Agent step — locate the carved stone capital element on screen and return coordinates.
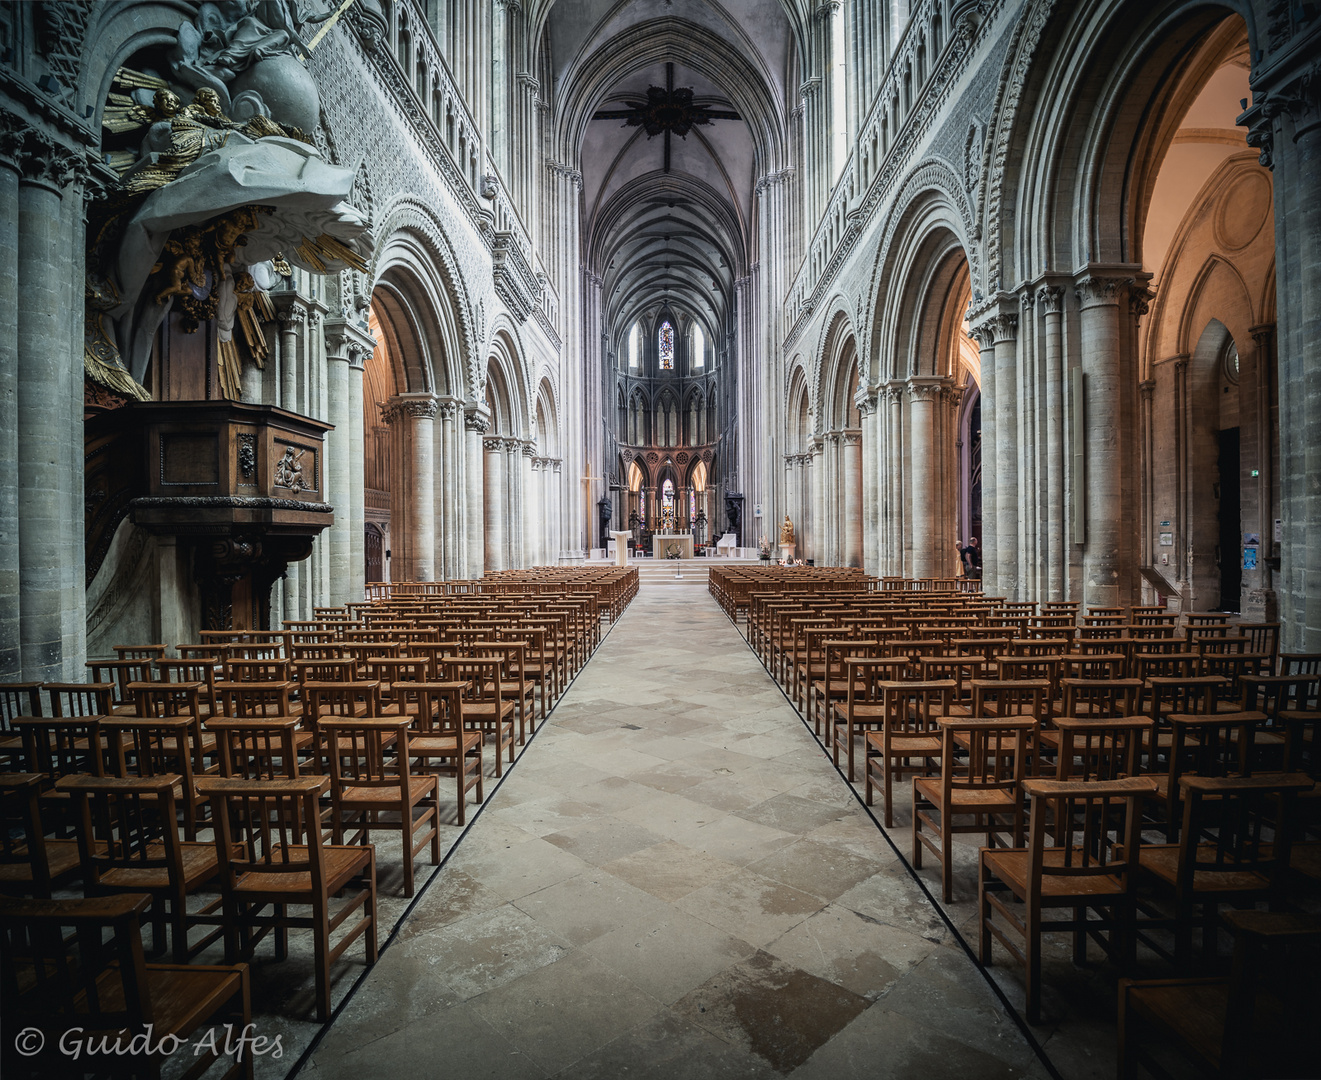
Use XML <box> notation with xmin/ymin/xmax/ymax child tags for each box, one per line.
<box><xmin>966</xmin><ymin>323</ymin><xmax>997</xmax><ymax>350</ymax></box>
<box><xmin>1037</xmin><ymin>285</ymin><xmax>1064</xmax><ymax>315</ymax></box>
<box><xmin>1139</xmin><ymin>379</ymin><xmax>1156</xmax><ymax>400</ymax></box>
<box><xmin>15</xmin><ymin>128</ymin><xmax>84</xmax><ymax>193</ymax></box>
<box><xmin>276</xmin><ymin>300</ymin><xmax>308</xmax><ymax>327</ymax></box>
<box><xmin>990</xmin><ymin>313</ymin><xmax>1018</xmax><ymax>344</ymax></box>
<box><xmin>522</xmin><ymin>441</ymin><xmax>536</xmax><ymax>457</ymax></box>
<box><xmin>907</xmin><ymin>379</ymin><xmax>947</xmax><ymax>404</ymax></box>
<box><xmin>841</xmin><ymin>431</ymin><xmax>862</xmax><ymax>447</ymax></box>
<box><xmin>381</xmin><ymin>393</ymin><xmax>438</xmax><ymax>424</ymax></box>
<box><xmin>438</xmin><ymin>401</ymin><xmax>457</xmax><ymax>421</ymax></box>
<box><xmin>1074</xmin><ymin>275</ymin><xmax>1129</xmax><ymax>309</ymax></box>
<box><xmin>1129</xmin><ymin>284</ymin><xmax>1154</xmax><ymax>321</ymax></box>
<box><xmin>483</xmin><ymin>436</ymin><xmax>504</xmax><ymax>453</ymax></box>
<box><xmin>1250</xmin><ymin>323</ymin><xmax>1275</xmax><ymax>350</ymax></box>
<box><xmin>464</xmin><ymin>410</ymin><xmax>490</xmax><ymax>434</ymax></box>
<box><xmin>546</xmin><ymin>161</ymin><xmax>583</xmax><ymax>188</ymax></box>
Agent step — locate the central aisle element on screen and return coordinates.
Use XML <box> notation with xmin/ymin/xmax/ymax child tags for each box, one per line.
<box><xmin>306</xmin><ymin>585</ymin><xmax>1043</xmax><ymax>1080</ymax></box>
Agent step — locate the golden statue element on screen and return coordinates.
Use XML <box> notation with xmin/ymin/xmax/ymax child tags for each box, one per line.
<box><xmin>779</xmin><ymin>514</ymin><xmax>796</xmax><ymax>546</ymax></box>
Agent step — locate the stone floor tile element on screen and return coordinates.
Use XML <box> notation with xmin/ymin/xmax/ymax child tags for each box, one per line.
<box><xmin>673</xmin><ymin>865</ymin><xmax>826</xmax><ymax>946</ymax></box>
<box><xmin>672</xmin><ymin>950</ymin><xmax>870</xmax><ymax>1074</ymax></box>
<box><xmin>598</xmin><ymin>837</ymin><xmax>741</xmax><ymax>901</ymax></box>
<box><xmin>468</xmin><ymin>951</ymin><xmax>663</xmax><ymax>1074</ymax></box>
<box><xmin>580</xmin><ymin>904</ymin><xmax>758</xmax><ymax>1004</ymax></box>
<box><xmin>395</xmin><ymin>903</ymin><xmax>572</xmax><ymax>1000</ymax></box>
<box><xmin>745</xmin><ymin>837</ymin><xmax>884</xmax><ymax>901</ymax></box>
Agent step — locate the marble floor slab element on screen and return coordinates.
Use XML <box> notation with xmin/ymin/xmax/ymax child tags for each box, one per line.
<box><xmin>297</xmin><ymin>585</ymin><xmax>1050</xmax><ymax>1080</ymax></box>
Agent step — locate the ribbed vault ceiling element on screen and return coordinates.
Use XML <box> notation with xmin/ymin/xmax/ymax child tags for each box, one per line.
<box><xmin>542</xmin><ymin>0</ymin><xmax>796</xmax><ymax>350</ymax></box>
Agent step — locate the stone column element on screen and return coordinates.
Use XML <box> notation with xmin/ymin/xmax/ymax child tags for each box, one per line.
<box><xmin>383</xmin><ymin>394</ymin><xmax>437</xmax><ymax>582</ymax></box>
<box><xmin>347</xmin><ymin>346</ymin><xmax>368</xmax><ymax>600</ymax></box>
<box><xmin>807</xmin><ymin>444</ymin><xmax>821</xmax><ymax>563</ymax></box>
<box><xmin>908</xmin><ymin>380</ymin><xmax>942</xmax><ymax>578</ymax></box>
<box><xmin>506</xmin><ymin>438</ymin><xmax>525</xmax><ymax>568</ymax></box>
<box><xmin>529</xmin><ymin>455</ymin><xmax>544</xmax><ymax>567</ymax></box>
<box><xmin>887</xmin><ymin>385</ymin><xmax>905</xmax><ymax>577</ymax></box>
<box><xmin>969</xmin><ymin>325</ymin><xmax>997</xmax><ymax>592</ymax></box>
<box><xmin>0</xmin><ymin>122</ymin><xmax>23</xmax><ymax>679</ymax></box>
<box><xmin>435</xmin><ymin>401</ymin><xmax>458</xmax><ymax>580</ymax></box>
<box><xmin>1076</xmin><ymin>275</ymin><xmax>1130</xmax><ymax>609</ymax></box>
<box><xmin>858</xmin><ymin>393</ymin><xmax>879</xmax><ymax>575</ymax></box>
<box><xmin>552</xmin><ymin>460</ymin><xmax>563</xmax><ymax>562</ymax></box>
<box><xmin>1039</xmin><ymin>286</ymin><xmax>1065</xmax><ymax>601</ymax></box>
<box><xmin>324</xmin><ymin>326</ymin><xmax>353</xmax><ymax>606</ymax></box>
<box><xmin>484</xmin><ymin>435</ymin><xmax>506</xmax><ymax>572</ymax></box>
<box><xmin>463</xmin><ymin>410</ymin><xmax>488</xmax><ymax>578</ymax></box>
<box><xmin>17</xmin><ymin>132</ymin><xmax>82</xmax><ymax>681</ymax></box>
<box><xmin>842</xmin><ymin>432</ymin><xmax>862</xmax><ymax>568</ymax></box>
<box><xmin>1243</xmin><ymin>63</ymin><xmax>1321</xmax><ymax>647</ymax></box>
<box><xmin>991</xmin><ymin>313</ymin><xmax>1020</xmax><ymax>599</ymax></box>
<box><xmin>274</xmin><ymin>299</ymin><xmax>306</xmax><ymax>412</ymax></box>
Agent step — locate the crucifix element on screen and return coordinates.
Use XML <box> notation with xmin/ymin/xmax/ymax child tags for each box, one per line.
<box><xmin>592</xmin><ymin>62</ymin><xmax>741</xmax><ymax>173</ymax></box>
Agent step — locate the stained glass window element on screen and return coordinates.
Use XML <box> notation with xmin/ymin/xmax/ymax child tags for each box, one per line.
<box><xmin>628</xmin><ymin>323</ymin><xmax>639</xmax><ymax>368</ymax></box>
<box><xmin>659</xmin><ymin>320</ymin><xmax>674</xmax><ymax>370</ymax></box>
<box><xmin>693</xmin><ymin>323</ymin><xmax>705</xmax><ymax>369</ymax></box>
<box><xmin>661</xmin><ymin>478</ymin><xmax>675</xmax><ymax>531</ymax></box>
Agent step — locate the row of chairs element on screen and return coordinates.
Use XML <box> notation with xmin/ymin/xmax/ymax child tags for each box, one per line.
<box><xmin>0</xmin><ymin>568</ymin><xmax>637</xmax><ymax>1057</ymax></box>
<box><xmin>721</xmin><ymin>573</ymin><xmax>1320</xmax><ymax>1059</ymax></box>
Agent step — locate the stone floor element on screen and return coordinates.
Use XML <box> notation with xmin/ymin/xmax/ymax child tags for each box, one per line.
<box><xmin>297</xmin><ymin>586</ymin><xmax>1051</xmax><ymax>1080</ymax></box>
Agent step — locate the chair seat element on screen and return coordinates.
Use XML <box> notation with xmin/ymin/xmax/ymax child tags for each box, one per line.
<box><xmin>867</xmin><ymin>732</ymin><xmax>942</xmax><ymax>755</ymax></box>
<box><xmin>0</xmin><ymin>838</ymin><xmax>83</xmax><ymax>886</ymax></box>
<box><xmin>1137</xmin><ymin>844</ymin><xmax>1273</xmax><ymax>892</ymax></box>
<box><xmin>913</xmin><ymin>776</ymin><xmax>1018</xmax><ymax>811</ymax></box>
<box><xmin>982</xmin><ymin>847</ymin><xmax>1128</xmax><ymax>900</ymax></box>
<box><xmin>409</xmin><ymin>732</ymin><xmax>481</xmax><ymax>756</ymax></box>
<box><xmin>337</xmin><ymin>776</ymin><xmax>436</xmax><ymax>807</ymax></box>
<box><xmin>232</xmin><ymin>843</ymin><xmax>372</xmax><ymax>899</ymax></box>
<box><xmin>99</xmin><ymin>841</ymin><xmax>236</xmax><ymax>892</ymax></box>
<box><xmin>1122</xmin><ymin>979</ymin><xmax>1227</xmax><ymax>1074</ymax></box>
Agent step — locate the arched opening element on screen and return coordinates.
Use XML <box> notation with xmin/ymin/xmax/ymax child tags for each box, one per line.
<box><xmin>1126</xmin><ymin>14</ymin><xmax>1275</xmax><ymax>616</ymax></box>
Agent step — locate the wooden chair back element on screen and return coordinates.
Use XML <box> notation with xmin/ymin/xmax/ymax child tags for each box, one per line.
<box><xmin>44</xmin><ymin>683</ymin><xmax>113</xmax><ymax>718</ymax></box>
<box><xmin>208</xmin><ymin>717</ymin><xmax>304</xmax><ymax>779</ymax></box>
<box><xmin>1052</xmin><ymin>717</ymin><xmax>1152</xmax><ymax>781</ymax></box>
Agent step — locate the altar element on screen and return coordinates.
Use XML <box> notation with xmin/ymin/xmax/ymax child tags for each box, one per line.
<box><xmin>651</xmin><ymin>532</ymin><xmax>694</xmax><ymax>559</ymax></box>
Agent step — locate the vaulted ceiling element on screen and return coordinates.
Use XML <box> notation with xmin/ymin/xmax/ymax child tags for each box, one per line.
<box><xmin>538</xmin><ymin>0</ymin><xmax>798</xmax><ymax>353</ymax></box>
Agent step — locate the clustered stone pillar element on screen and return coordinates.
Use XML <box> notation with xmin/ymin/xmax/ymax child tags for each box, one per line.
<box><xmin>484</xmin><ymin>435</ymin><xmax>506</xmax><ymax>572</ymax></box>
<box><xmin>969</xmin><ymin>326</ymin><xmax>997</xmax><ymax>593</ymax></box>
<box><xmin>1247</xmin><ymin>62</ymin><xmax>1321</xmax><ymax>648</ymax></box>
<box><xmin>13</xmin><ymin>128</ymin><xmax>84</xmax><ymax>681</ymax></box>
<box><xmin>324</xmin><ymin>318</ymin><xmax>375</xmax><ymax>606</ymax></box>
<box><xmin>0</xmin><ymin>122</ymin><xmax>25</xmax><ymax>679</ymax></box>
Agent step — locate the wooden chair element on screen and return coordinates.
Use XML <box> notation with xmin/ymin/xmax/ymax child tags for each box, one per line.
<box><xmin>860</xmin><ymin>678</ymin><xmax>954</xmax><ymax>823</ymax></box>
<box><xmin>215</xmin><ymin>679</ymin><xmax>296</xmax><ymax>720</ymax></box>
<box><xmin>86</xmin><ymin>659</ymin><xmax>154</xmax><ymax>713</ymax></box>
<box><xmin>197</xmin><ymin>775</ymin><xmax>378</xmax><ymax>1022</ymax></box>
<box><xmin>1118</xmin><ymin>910</ymin><xmax>1321</xmax><ymax>1080</ymax></box>
<box><xmin>441</xmin><ymin>655</ymin><xmax>515</xmax><ymax>777</ymax></box>
<box><xmin>394</xmin><ymin>682</ymin><xmax>483</xmax><ymax>825</ymax></box>
<box><xmin>102</xmin><ymin>715</ymin><xmax>207</xmax><ymax>840</ymax></box>
<box><xmin>913</xmin><ymin>717</ymin><xmax>1035</xmax><ymax>902</ymax></box>
<box><xmin>58</xmin><ymin>774</ymin><xmax>230</xmax><ymax>964</ymax></box>
<box><xmin>0</xmin><ymin>681</ymin><xmax>42</xmax><ymax>767</ymax></box>
<box><xmin>208</xmin><ymin>717</ymin><xmax>306</xmax><ymax>780</ymax></box>
<box><xmin>980</xmin><ymin>775</ymin><xmax>1157</xmax><ymax>1022</ymax></box>
<box><xmin>1050</xmin><ymin>717</ymin><xmax>1152</xmax><ymax>782</ymax></box>
<box><xmin>320</xmin><ymin>717</ymin><xmax>440</xmax><ymax>897</ymax></box>
<box><xmin>0</xmin><ymin>892</ymin><xmax>252</xmax><ymax>1080</ymax></box>
<box><xmin>1135</xmin><ymin>772</ymin><xmax>1314</xmax><ymax>966</ymax></box>
<box><xmin>0</xmin><ymin>774</ymin><xmax>81</xmax><ymax>897</ymax></box>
